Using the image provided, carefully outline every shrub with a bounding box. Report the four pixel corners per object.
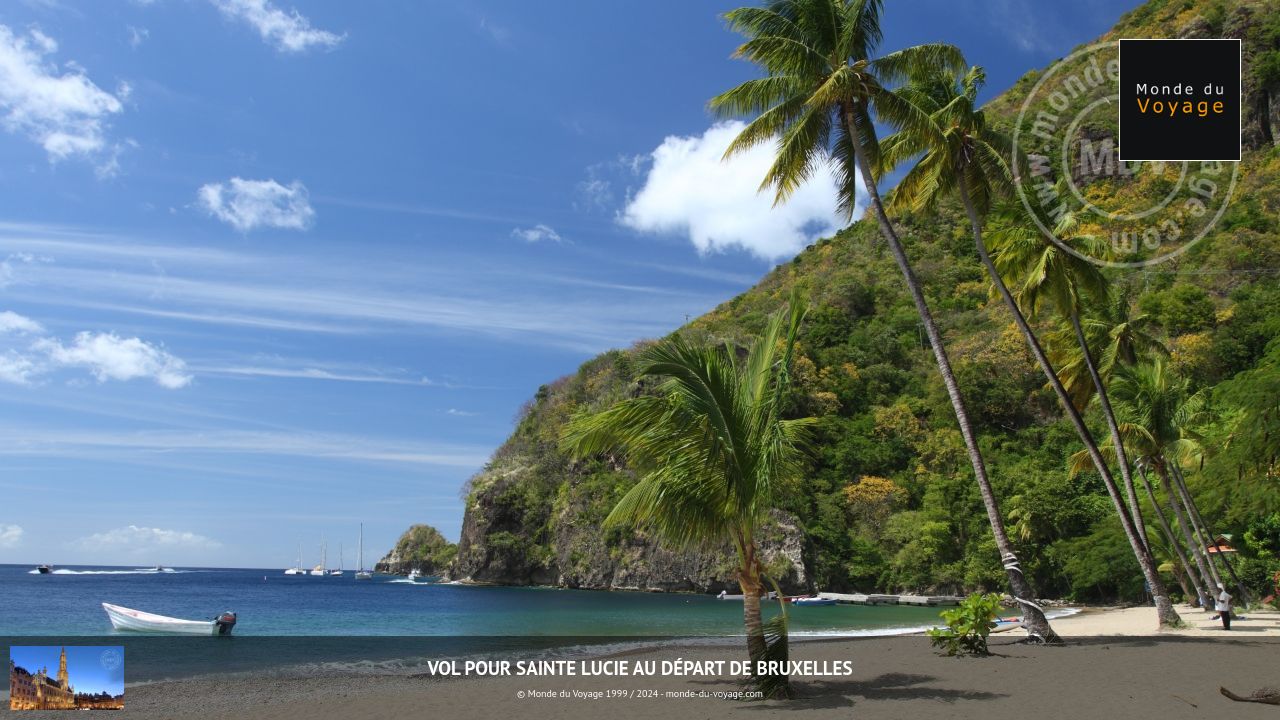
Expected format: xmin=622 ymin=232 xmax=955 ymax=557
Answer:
xmin=928 ymin=592 xmax=1002 ymax=656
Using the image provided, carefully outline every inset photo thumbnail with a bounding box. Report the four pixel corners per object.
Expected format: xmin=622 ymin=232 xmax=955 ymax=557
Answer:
xmin=9 ymin=646 xmax=124 ymax=711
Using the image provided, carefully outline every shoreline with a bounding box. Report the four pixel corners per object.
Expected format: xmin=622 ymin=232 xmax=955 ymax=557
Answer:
xmin=84 ymin=604 xmax=1280 ymax=719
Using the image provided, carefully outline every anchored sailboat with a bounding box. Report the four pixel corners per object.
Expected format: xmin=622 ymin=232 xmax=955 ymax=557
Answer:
xmin=283 ymin=543 xmax=306 ymax=575
xmin=355 ymin=523 xmax=372 ymax=580
xmin=329 ymin=544 xmax=344 ymax=576
xmin=309 ymin=539 xmax=327 ymax=576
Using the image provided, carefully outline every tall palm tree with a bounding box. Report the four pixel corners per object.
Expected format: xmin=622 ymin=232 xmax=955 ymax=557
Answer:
xmin=708 ymin=0 xmax=1059 ymax=641
xmin=1085 ymin=360 xmax=1219 ymax=605
xmin=878 ymin=64 xmax=1180 ymax=626
xmin=1136 ymin=460 xmax=1210 ymax=607
xmin=987 ymin=206 xmax=1152 ymax=551
xmin=561 ymin=300 xmax=814 ymax=698
xmin=1116 ymin=366 xmax=1249 ymax=603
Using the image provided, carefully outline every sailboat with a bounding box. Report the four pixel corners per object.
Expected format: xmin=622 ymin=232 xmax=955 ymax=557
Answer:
xmin=309 ymin=540 xmax=327 ymax=576
xmin=283 ymin=543 xmax=306 ymax=575
xmin=355 ymin=523 xmax=372 ymax=580
xmin=329 ymin=544 xmax=344 ymax=576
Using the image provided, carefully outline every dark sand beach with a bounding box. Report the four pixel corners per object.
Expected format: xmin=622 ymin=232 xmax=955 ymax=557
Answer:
xmin=100 ymin=606 xmax=1280 ymax=720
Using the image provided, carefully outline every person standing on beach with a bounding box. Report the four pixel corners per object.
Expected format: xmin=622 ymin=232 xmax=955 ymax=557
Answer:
xmin=1215 ymin=583 xmax=1232 ymax=630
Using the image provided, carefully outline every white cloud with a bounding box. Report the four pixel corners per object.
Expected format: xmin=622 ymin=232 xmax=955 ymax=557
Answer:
xmin=620 ymin=121 xmax=854 ymax=260
xmin=0 ymin=524 xmax=22 ymax=548
xmin=73 ymin=525 xmax=221 ymax=553
xmin=197 ymin=177 xmax=315 ymax=231
xmin=210 ymin=0 xmax=344 ymax=53
xmin=0 ymin=24 xmax=125 ymax=167
xmin=446 ymin=408 xmax=478 ymax=417
xmin=0 ymin=310 xmax=43 ymax=334
xmin=0 ymin=353 xmax=38 ymax=384
xmin=511 ymin=223 xmax=563 ymax=243
xmin=35 ymin=331 xmax=192 ymax=388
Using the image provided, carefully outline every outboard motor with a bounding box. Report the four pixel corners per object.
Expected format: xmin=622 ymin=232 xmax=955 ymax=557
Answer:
xmin=214 ymin=611 xmax=237 ymax=636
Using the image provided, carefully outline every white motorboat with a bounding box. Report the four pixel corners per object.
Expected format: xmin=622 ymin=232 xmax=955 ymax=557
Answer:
xmin=102 ymin=603 xmax=237 ymax=635
xmin=355 ymin=523 xmax=372 ymax=580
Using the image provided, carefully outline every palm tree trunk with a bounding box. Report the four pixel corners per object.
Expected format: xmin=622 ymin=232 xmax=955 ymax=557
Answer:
xmin=1169 ymin=464 xmax=1248 ymax=602
xmin=1138 ymin=464 xmax=1208 ymax=607
xmin=738 ymin=538 xmax=767 ymax=663
xmin=843 ymin=107 xmax=1059 ymax=643
xmin=1155 ymin=460 xmax=1215 ymax=608
xmin=957 ymin=175 xmax=1180 ymax=628
xmin=1168 ymin=464 xmax=1222 ymax=589
xmin=1068 ymin=307 xmax=1149 ymax=551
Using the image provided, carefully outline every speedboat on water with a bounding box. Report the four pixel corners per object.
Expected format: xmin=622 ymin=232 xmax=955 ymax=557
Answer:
xmin=102 ymin=603 xmax=237 ymax=635
xmin=790 ymin=597 xmax=836 ymax=607
xmin=35 ymin=565 xmax=52 ymax=574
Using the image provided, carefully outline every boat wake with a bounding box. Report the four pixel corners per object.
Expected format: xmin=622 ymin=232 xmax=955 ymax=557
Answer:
xmin=27 ymin=568 xmax=201 ymax=575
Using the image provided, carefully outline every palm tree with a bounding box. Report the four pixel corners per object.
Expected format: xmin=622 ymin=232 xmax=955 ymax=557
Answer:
xmin=987 ymin=205 xmax=1151 ymax=551
xmin=561 ymin=299 xmax=814 ymax=698
xmin=878 ymin=64 xmax=1181 ymax=626
xmin=1103 ymin=361 xmax=1250 ymax=602
xmin=1135 ymin=460 xmax=1210 ymax=607
xmin=709 ymin=0 xmax=1060 ymax=643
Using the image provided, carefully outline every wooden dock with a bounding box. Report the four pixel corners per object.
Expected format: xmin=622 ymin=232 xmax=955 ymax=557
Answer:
xmin=817 ymin=592 xmax=961 ymax=607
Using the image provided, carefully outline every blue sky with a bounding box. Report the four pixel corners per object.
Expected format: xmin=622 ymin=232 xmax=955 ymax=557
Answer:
xmin=9 ymin=645 xmax=125 ymax=695
xmin=0 ymin=0 xmax=1138 ymax=568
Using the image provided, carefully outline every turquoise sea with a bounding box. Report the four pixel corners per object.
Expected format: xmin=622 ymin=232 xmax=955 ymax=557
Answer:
xmin=1 ymin=564 xmax=1044 ymax=682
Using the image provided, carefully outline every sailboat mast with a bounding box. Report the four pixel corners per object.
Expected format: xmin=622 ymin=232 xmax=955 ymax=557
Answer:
xmin=359 ymin=523 xmax=364 ymax=572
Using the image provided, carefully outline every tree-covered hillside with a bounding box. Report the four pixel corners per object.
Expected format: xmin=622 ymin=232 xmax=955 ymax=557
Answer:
xmin=448 ymin=0 xmax=1280 ymax=603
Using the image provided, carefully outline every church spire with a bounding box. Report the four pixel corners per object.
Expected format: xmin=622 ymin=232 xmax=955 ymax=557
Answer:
xmin=57 ymin=646 xmax=68 ymax=689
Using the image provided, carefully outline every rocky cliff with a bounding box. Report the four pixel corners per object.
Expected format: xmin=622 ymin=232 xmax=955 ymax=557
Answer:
xmin=375 ymin=524 xmax=457 ymax=576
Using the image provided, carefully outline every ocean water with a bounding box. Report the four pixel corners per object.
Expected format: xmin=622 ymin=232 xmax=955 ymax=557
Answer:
xmin=1 ymin=564 xmax=947 ymax=637
xmin=0 ymin=564 xmax=996 ymax=682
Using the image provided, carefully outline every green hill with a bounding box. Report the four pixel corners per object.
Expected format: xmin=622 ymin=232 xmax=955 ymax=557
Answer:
xmin=443 ymin=0 xmax=1280 ymax=602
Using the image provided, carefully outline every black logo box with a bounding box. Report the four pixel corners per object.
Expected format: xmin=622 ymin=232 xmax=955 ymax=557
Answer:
xmin=1119 ymin=38 xmax=1241 ymax=162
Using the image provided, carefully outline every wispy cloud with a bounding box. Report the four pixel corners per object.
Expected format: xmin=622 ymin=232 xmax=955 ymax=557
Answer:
xmin=1 ymin=224 xmax=723 ymax=354
xmin=0 ymin=426 xmax=490 ymax=468
xmin=0 ymin=24 xmax=126 ymax=170
xmin=0 ymin=310 xmax=43 ymax=334
xmin=197 ymin=177 xmax=315 ymax=231
xmin=511 ymin=223 xmax=563 ymax=243
xmin=621 ymin=121 xmax=852 ymax=260
xmin=209 ymin=0 xmax=344 ymax=53
xmin=71 ymin=525 xmax=221 ymax=554
xmin=126 ymin=25 xmax=148 ymax=49
xmin=0 ymin=524 xmax=22 ymax=548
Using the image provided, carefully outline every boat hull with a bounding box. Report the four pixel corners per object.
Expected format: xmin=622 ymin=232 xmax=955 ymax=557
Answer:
xmin=102 ymin=603 xmax=222 ymax=635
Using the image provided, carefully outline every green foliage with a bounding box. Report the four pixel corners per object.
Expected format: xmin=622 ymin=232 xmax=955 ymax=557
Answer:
xmin=927 ymin=592 xmax=1003 ymax=656
xmin=456 ymin=0 xmax=1280 ymax=609
xmin=1139 ymin=284 xmax=1216 ymax=336
xmin=387 ymin=525 xmax=457 ymax=572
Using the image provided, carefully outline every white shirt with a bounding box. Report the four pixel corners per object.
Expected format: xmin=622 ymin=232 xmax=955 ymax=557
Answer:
xmin=1216 ymin=590 xmax=1232 ymax=612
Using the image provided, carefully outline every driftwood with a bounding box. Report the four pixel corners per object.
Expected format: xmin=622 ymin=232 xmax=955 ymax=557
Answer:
xmin=1221 ymin=686 xmax=1280 ymax=705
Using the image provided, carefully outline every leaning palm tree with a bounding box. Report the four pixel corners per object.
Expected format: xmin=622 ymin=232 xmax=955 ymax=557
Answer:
xmin=709 ymin=0 xmax=1060 ymax=642
xmin=561 ymin=299 xmax=814 ymax=699
xmin=987 ymin=205 xmax=1152 ymax=551
xmin=1102 ymin=360 xmax=1247 ymax=602
xmin=878 ymin=64 xmax=1180 ymax=627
